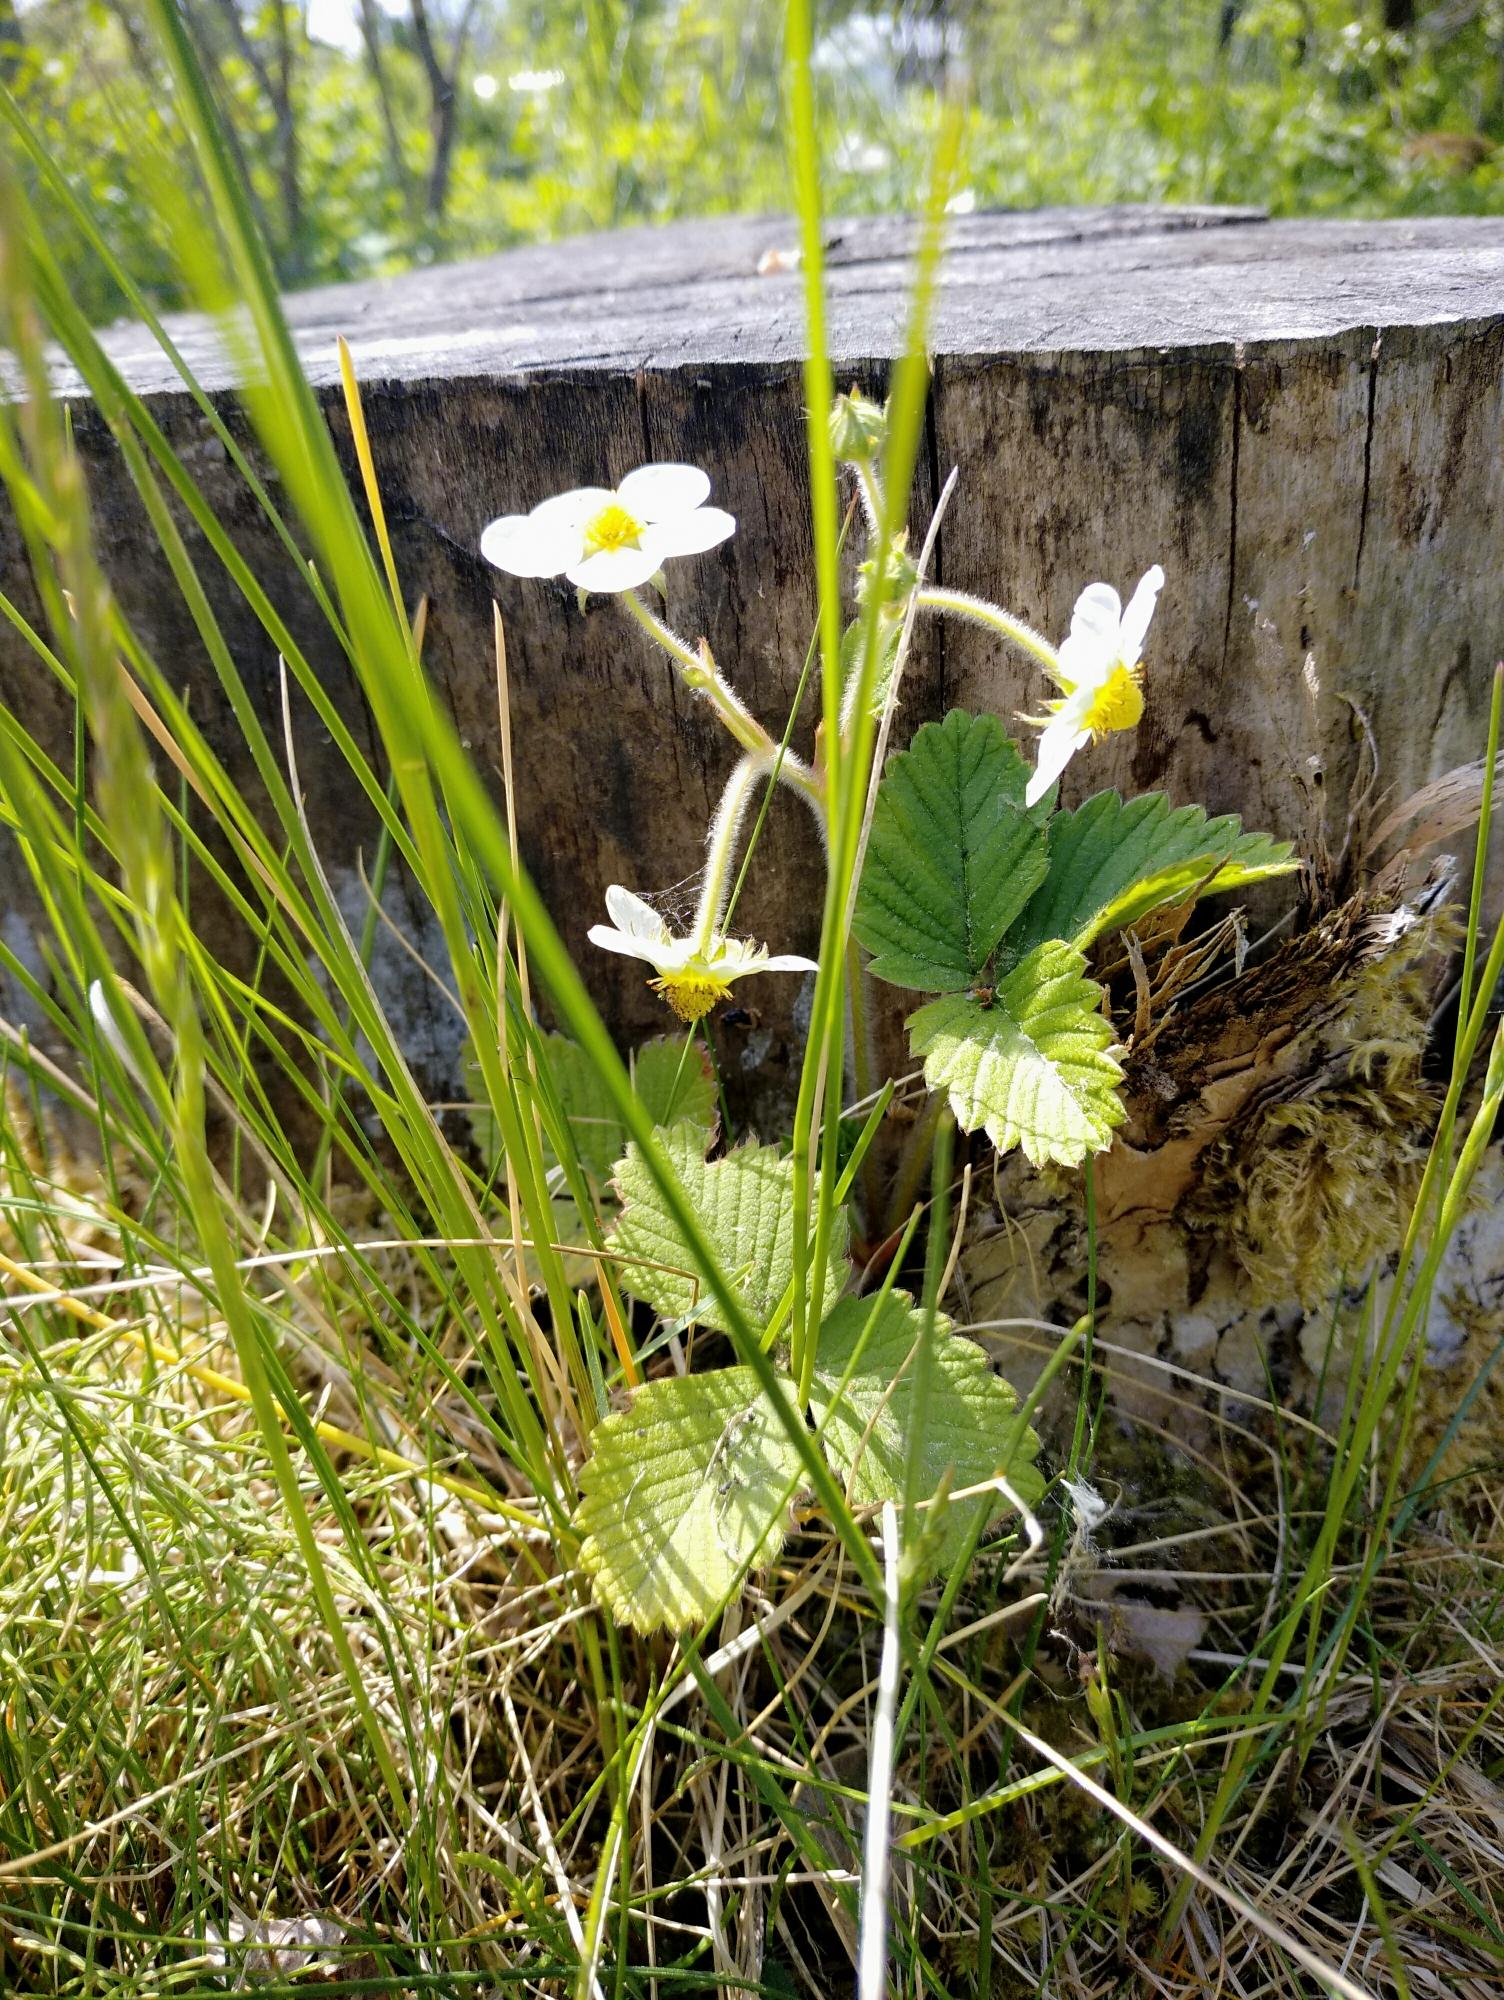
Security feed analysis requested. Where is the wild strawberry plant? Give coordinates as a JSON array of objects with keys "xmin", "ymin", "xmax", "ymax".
[{"xmin": 478, "ymin": 389, "xmax": 1296, "ymax": 1632}]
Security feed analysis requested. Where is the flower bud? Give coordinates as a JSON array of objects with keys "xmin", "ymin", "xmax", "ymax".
[
  {"xmin": 857, "ymin": 534, "xmax": 918, "ymax": 610},
  {"xmin": 829, "ymin": 389, "xmax": 888, "ymax": 464}
]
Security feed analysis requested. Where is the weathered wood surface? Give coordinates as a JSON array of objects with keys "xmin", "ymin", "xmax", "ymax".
[{"xmin": 4, "ymin": 205, "xmax": 1504, "ymax": 1124}]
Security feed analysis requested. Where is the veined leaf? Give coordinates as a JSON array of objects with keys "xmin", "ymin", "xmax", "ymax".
[
  {"xmin": 809, "ymin": 1291, "xmax": 1045, "ymax": 1568},
  {"xmin": 576, "ymin": 1367, "xmax": 804, "ymax": 1631},
  {"xmin": 633, "ymin": 1036, "xmax": 719, "ymax": 1137},
  {"xmin": 544, "ymin": 1033, "xmax": 716, "ymax": 1179},
  {"xmin": 855, "ymin": 709, "xmax": 1049, "ymax": 992},
  {"xmin": 610, "ymin": 1123, "xmax": 849, "ymax": 1337},
  {"xmin": 1085, "ymin": 836, "xmax": 1296, "ymax": 943},
  {"xmin": 910, "ymin": 942, "xmax": 1124, "ymax": 1168},
  {"xmin": 1008, "ymin": 790, "xmax": 1297, "ymax": 956}
]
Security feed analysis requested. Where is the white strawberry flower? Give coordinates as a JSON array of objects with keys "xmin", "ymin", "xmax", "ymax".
[
  {"xmin": 1025, "ymin": 565, "xmax": 1165, "ymax": 808},
  {"xmin": 480, "ymin": 464, "xmax": 735, "ymax": 595},
  {"xmin": 588, "ymin": 885, "xmax": 815, "ymax": 1024}
]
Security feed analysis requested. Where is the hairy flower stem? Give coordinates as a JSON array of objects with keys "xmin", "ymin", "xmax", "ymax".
[
  {"xmin": 854, "ymin": 463, "xmax": 885, "ymax": 536},
  {"xmin": 692, "ymin": 753, "xmax": 773, "ymax": 951},
  {"xmin": 916, "ymin": 585, "xmax": 1061, "ymax": 676},
  {"xmin": 622, "ymin": 590, "xmax": 825, "ymax": 811}
]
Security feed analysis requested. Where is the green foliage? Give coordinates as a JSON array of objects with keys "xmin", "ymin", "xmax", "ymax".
[
  {"xmin": 468, "ymin": 1031, "xmax": 714, "ymax": 1178},
  {"xmin": 6, "ymin": 0, "xmax": 1499, "ymax": 1981},
  {"xmin": 540, "ymin": 1032, "xmax": 716, "ymax": 1179},
  {"xmin": 855, "ymin": 715, "xmax": 1292, "ymax": 1167},
  {"xmin": 854, "ymin": 710, "xmax": 1048, "ymax": 992},
  {"xmin": 577, "ymin": 1282, "xmax": 1048, "ymax": 1630},
  {"xmin": 464, "ymin": 1034, "xmax": 715, "ymax": 1288},
  {"xmin": 575, "ymin": 1364, "xmax": 804, "ymax": 1632},
  {"xmin": 808, "ymin": 1290, "xmax": 1045, "ymax": 1567},
  {"xmin": 909, "ymin": 944, "xmax": 1126, "ymax": 1169},
  {"xmin": 11, "ymin": 0, "xmax": 1504, "ymax": 326},
  {"xmin": 840, "ymin": 610, "xmax": 905, "ymax": 725},
  {"xmin": 1008, "ymin": 790, "xmax": 1298, "ymax": 956},
  {"xmin": 610, "ymin": 1122, "xmax": 849, "ymax": 1338}
]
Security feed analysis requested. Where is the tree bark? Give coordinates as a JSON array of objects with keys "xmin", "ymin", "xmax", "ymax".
[
  {"xmin": 197, "ymin": 0, "xmax": 305, "ymax": 280},
  {"xmin": 167, "ymin": 0, "xmax": 281, "ymax": 271},
  {"xmin": 269, "ymin": 0, "xmax": 304, "ymax": 281},
  {"xmin": 4, "ymin": 208, "xmax": 1504, "ymax": 1122}
]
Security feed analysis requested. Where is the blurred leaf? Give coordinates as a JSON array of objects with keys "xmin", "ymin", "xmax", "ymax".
[{"xmin": 466, "ymin": 1031, "xmax": 714, "ymax": 1180}]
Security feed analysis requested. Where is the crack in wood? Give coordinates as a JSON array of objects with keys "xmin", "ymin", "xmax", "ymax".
[
  {"xmin": 1221, "ymin": 350, "xmax": 1243, "ymax": 678},
  {"xmin": 1353, "ymin": 331, "xmax": 1383, "ymax": 590}
]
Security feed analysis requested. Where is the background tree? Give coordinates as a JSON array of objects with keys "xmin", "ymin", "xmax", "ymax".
[
  {"xmin": 186, "ymin": 0, "xmax": 309, "ymax": 277},
  {"xmin": 406, "ymin": 0, "xmax": 481, "ymax": 227}
]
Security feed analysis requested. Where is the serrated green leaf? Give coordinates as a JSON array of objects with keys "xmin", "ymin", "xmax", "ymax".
[
  {"xmin": 545, "ymin": 1033, "xmax": 716, "ymax": 1179},
  {"xmin": 1008, "ymin": 791, "xmax": 1297, "ymax": 956},
  {"xmin": 855, "ymin": 709, "xmax": 1049, "ymax": 992},
  {"xmin": 910, "ymin": 941, "xmax": 1124, "ymax": 1168},
  {"xmin": 576, "ymin": 1367, "xmax": 804, "ymax": 1631},
  {"xmin": 634, "ymin": 1036, "xmax": 718, "ymax": 1136},
  {"xmin": 808, "ymin": 1291, "xmax": 1045, "ymax": 1568},
  {"xmin": 610, "ymin": 1124, "xmax": 849, "ymax": 1336},
  {"xmin": 1087, "ymin": 839, "xmax": 1296, "ymax": 944},
  {"xmin": 466, "ymin": 1033, "xmax": 714, "ymax": 1179}
]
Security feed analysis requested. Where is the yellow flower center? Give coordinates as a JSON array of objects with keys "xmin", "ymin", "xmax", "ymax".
[
  {"xmin": 650, "ymin": 969, "xmax": 734, "ymax": 1023},
  {"xmin": 584, "ymin": 502, "xmax": 645, "ymax": 555},
  {"xmin": 1081, "ymin": 662, "xmax": 1144, "ymax": 739}
]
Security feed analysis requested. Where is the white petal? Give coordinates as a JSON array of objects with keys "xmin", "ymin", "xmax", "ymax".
[
  {"xmin": 1058, "ymin": 584, "xmax": 1121, "ymax": 687},
  {"xmin": 754, "ymin": 953, "xmax": 820, "ymax": 974},
  {"xmin": 605, "ymin": 884, "xmax": 670, "ymax": 942},
  {"xmin": 587, "ymin": 924, "xmax": 661, "ymax": 965},
  {"xmin": 616, "ymin": 463, "xmax": 711, "ymax": 521},
  {"xmin": 1026, "ymin": 717, "xmax": 1089, "ymax": 808},
  {"xmin": 480, "ymin": 513, "xmax": 574, "ymax": 579},
  {"xmin": 651, "ymin": 938, "xmax": 701, "ymax": 972},
  {"xmin": 1055, "ymin": 682, "xmax": 1096, "ymax": 729},
  {"xmin": 566, "ymin": 545, "xmax": 663, "ymax": 594},
  {"xmin": 1069, "ymin": 580, "xmax": 1122, "ymax": 643},
  {"xmin": 643, "ymin": 506, "xmax": 736, "ymax": 562},
  {"xmin": 1117, "ymin": 564, "xmax": 1165, "ymax": 667},
  {"xmin": 530, "ymin": 486, "xmax": 615, "ymax": 532},
  {"xmin": 1057, "ymin": 629, "xmax": 1113, "ymax": 691}
]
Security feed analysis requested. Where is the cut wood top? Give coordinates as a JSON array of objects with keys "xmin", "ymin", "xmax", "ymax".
[{"xmin": 81, "ymin": 206, "xmax": 1504, "ymax": 397}]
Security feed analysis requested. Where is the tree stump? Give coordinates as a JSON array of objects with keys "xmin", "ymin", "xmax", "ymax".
[{"xmin": 4, "ymin": 204, "xmax": 1504, "ymax": 1134}]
